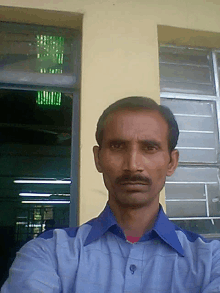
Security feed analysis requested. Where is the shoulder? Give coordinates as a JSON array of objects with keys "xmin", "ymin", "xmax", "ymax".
[
  {"xmin": 13, "ymin": 222, "xmax": 95, "ymax": 267},
  {"xmin": 38, "ymin": 220, "xmax": 95, "ymax": 244},
  {"xmin": 174, "ymin": 225, "xmax": 220, "ymax": 257},
  {"xmin": 175, "ymin": 225, "xmax": 207, "ymax": 243},
  {"xmin": 38, "ymin": 226, "xmax": 80, "ymax": 240}
]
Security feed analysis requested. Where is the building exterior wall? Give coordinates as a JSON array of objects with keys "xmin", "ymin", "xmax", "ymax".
[{"xmin": 0, "ymin": 0, "xmax": 220, "ymax": 224}]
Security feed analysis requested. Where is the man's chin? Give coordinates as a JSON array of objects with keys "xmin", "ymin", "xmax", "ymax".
[{"xmin": 114, "ymin": 193, "xmax": 152, "ymax": 209}]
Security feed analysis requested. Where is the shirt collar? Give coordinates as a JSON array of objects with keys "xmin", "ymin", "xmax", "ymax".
[
  {"xmin": 84, "ymin": 203, "xmax": 124, "ymax": 246},
  {"xmin": 84, "ymin": 203, "xmax": 184, "ymax": 257},
  {"xmin": 152, "ymin": 205, "xmax": 184, "ymax": 256}
]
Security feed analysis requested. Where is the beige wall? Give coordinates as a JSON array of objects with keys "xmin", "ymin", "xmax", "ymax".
[{"xmin": 1, "ymin": 0, "xmax": 220, "ymax": 224}]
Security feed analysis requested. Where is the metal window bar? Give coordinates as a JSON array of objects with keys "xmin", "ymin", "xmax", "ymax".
[{"xmin": 165, "ymin": 183, "xmax": 220, "ymax": 221}]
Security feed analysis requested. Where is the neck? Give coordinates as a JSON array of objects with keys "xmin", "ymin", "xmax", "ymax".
[{"xmin": 108, "ymin": 199, "xmax": 159, "ymax": 238}]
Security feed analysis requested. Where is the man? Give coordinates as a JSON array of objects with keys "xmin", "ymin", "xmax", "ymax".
[{"xmin": 1, "ymin": 96, "xmax": 220, "ymax": 292}]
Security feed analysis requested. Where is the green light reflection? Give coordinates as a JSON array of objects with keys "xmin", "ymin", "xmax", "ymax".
[{"xmin": 36, "ymin": 35, "xmax": 64, "ymax": 106}]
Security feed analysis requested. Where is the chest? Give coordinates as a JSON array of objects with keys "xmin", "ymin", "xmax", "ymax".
[{"xmin": 57, "ymin": 236, "xmax": 209, "ymax": 293}]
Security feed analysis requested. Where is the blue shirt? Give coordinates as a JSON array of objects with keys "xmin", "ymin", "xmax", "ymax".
[{"xmin": 1, "ymin": 204, "xmax": 220, "ymax": 293}]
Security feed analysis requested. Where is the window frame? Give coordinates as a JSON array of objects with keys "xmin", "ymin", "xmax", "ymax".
[
  {"xmin": 0, "ymin": 20, "xmax": 81, "ymax": 228},
  {"xmin": 160, "ymin": 45, "xmax": 220, "ymax": 237}
]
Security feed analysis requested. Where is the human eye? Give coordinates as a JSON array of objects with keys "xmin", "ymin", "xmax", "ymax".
[
  {"xmin": 110, "ymin": 141, "xmax": 125, "ymax": 150},
  {"xmin": 147, "ymin": 145, "xmax": 157, "ymax": 151},
  {"xmin": 142, "ymin": 142, "xmax": 159, "ymax": 152}
]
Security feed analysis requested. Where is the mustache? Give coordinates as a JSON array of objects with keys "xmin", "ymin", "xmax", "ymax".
[{"xmin": 115, "ymin": 174, "xmax": 152, "ymax": 185}]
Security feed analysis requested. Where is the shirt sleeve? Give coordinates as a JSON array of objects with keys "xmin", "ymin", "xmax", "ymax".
[
  {"xmin": 202, "ymin": 241, "xmax": 220, "ymax": 293},
  {"xmin": 1, "ymin": 238, "xmax": 61, "ymax": 293}
]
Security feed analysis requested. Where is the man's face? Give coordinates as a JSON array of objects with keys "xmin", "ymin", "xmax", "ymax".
[{"xmin": 93, "ymin": 109, "xmax": 179, "ymax": 209}]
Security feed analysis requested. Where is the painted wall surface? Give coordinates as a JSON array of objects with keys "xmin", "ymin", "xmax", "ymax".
[{"xmin": 1, "ymin": 0, "xmax": 220, "ymax": 224}]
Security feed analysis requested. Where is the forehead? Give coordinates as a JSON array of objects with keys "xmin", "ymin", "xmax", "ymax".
[{"xmin": 103, "ymin": 109, "xmax": 169, "ymax": 142}]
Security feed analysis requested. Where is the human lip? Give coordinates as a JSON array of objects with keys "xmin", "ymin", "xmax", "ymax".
[
  {"xmin": 120, "ymin": 181, "xmax": 147, "ymax": 185},
  {"xmin": 119, "ymin": 182, "xmax": 148, "ymax": 191}
]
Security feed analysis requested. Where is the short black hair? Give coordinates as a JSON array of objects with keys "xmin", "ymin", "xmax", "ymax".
[{"xmin": 95, "ymin": 96, "xmax": 179, "ymax": 153}]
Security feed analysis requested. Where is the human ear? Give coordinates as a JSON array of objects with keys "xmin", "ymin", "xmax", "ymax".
[
  {"xmin": 93, "ymin": 146, "xmax": 103, "ymax": 173},
  {"xmin": 166, "ymin": 149, "xmax": 179, "ymax": 177}
]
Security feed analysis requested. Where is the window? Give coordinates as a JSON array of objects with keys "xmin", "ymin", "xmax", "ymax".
[
  {"xmin": 0, "ymin": 21, "xmax": 80, "ymax": 241},
  {"xmin": 159, "ymin": 45, "xmax": 220, "ymax": 238}
]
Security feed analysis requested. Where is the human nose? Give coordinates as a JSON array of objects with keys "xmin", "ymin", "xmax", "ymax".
[{"xmin": 122, "ymin": 148, "xmax": 144, "ymax": 172}]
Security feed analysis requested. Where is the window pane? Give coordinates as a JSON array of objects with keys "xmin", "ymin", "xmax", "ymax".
[
  {"xmin": 171, "ymin": 219, "xmax": 220, "ymax": 237},
  {"xmin": 0, "ymin": 87, "xmax": 72, "ymax": 244},
  {"xmin": 160, "ymin": 46, "xmax": 215, "ymax": 95},
  {"xmin": 0, "ymin": 22, "xmax": 77, "ymax": 89},
  {"xmin": 0, "ymin": 89, "xmax": 72, "ymax": 145},
  {"xmin": 161, "ymin": 98, "xmax": 218, "ymax": 163},
  {"xmin": 166, "ymin": 167, "xmax": 220, "ymax": 218}
]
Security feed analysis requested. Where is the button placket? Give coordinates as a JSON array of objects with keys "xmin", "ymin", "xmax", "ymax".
[{"xmin": 124, "ymin": 243, "xmax": 144, "ymax": 292}]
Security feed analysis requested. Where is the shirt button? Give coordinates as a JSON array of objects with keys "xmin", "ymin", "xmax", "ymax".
[{"xmin": 130, "ymin": 264, "xmax": 137, "ymax": 274}]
